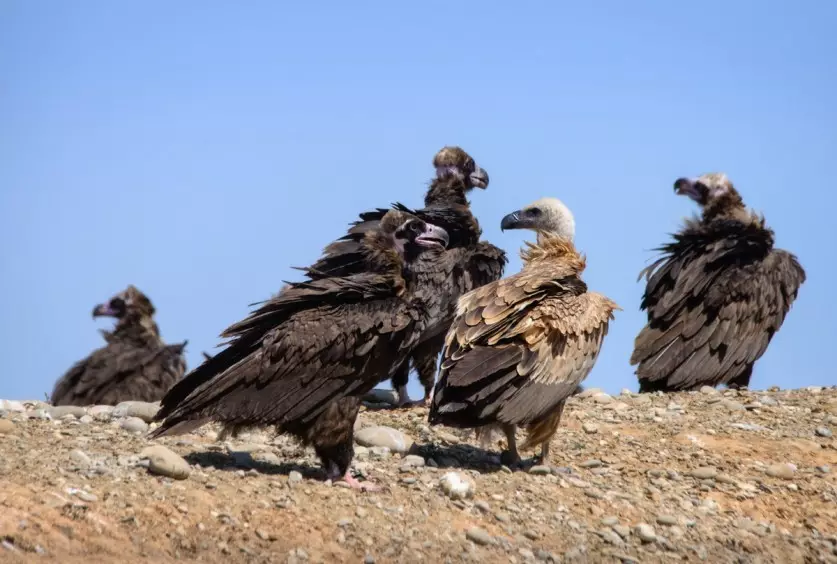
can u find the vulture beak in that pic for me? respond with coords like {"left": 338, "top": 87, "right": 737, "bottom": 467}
{"left": 415, "top": 223, "right": 450, "bottom": 250}
{"left": 469, "top": 166, "right": 489, "bottom": 189}
{"left": 92, "top": 303, "right": 116, "bottom": 318}
{"left": 500, "top": 209, "right": 524, "bottom": 231}
{"left": 674, "top": 177, "right": 705, "bottom": 202}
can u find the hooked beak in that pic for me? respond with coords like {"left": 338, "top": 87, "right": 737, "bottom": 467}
{"left": 92, "top": 303, "right": 116, "bottom": 318}
{"left": 500, "top": 209, "right": 524, "bottom": 231}
{"left": 415, "top": 223, "right": 450, "bottom": 250}
{"left": 673, "top": 177, "right": 706, "bottom": 203}
{"left": 469, "top": 166, "right": 489, "bottom": 189}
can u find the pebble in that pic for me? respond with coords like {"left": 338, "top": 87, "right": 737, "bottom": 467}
{"left": 613, "top": 525, "right": 631, "bottom": 539}
{"left": 817, "top": 465, "right": 831, "bottom": 474}
{"left": 635, "top": 523, "right": 657, "bottom": 543}
{"left": 578, "top": 387, "right": 604, "bottom": 398}
{"left": 69, "top": 449, "right": 92, "bottom": 466}
{"left": 690, "top": 466, "right": 718, "bottom": 480}
{"left": 766, "top": 463, "right": 796, "bottom": 480}
{"left": 439, "top": 472, "right": 474, "bottom": 500}
{"left": 354, "top": 426, "right": 414, "bottom": 454}
{"left": 141, "top": 445, "right": 191, "bottom": 480}
{"left": 400, "top": 454, "right": 426, "bottom": 468}
{"left": 288, "top": 471, "right": 303, "bottom": 485}
{"left": 700, "top": 385, "right": 719, "bottom": 395}
{"left": 0, "top": 420, "right": 14, "bottom": 434}
{"left": 47, "top": 406, "right": 87, "bottom": 419}
{"left": 721, "top": 399, "right": 745, "bottom": 411}
{"left": 465, "top": 527, "right": 493, "bottom": 546}
{"left": 78, "top": 415, "right": 94, "bottom": 424}
{"left": 579, "top": 459, "right": 602, "bottom": 469}
{"left": 598, "top": 529, "right": 624, "bottom": 545}
{"left": 120, "top": 417, "right": 149, "bottom": 434}
{"left": 816, "top": 427, "right": 832, "bottom": 438}
{"left": 362, "top": 389, "right": 399, "bottom": 406}
{"left": 656, "top": 515, "right": 678, "bottom": 526}
{"left": 592, "top": 394, "right": 614, "bottom": 404}
{"left": 528, "top": 465, "right": 551, "bottom": 476}
{"left": 601, "top": 516, "right": 619, "bottom": 526}
{"left": 582, "top": 423, "right": 599, "bottom": 434}
{"left": 89, "top": 405, "right": 114, "bottom": 421}
{"left": 113, "top": 401, "right": 159, "bottom": 422}
{"left": 0, "top": 400, "right": 25, "bottom": 412}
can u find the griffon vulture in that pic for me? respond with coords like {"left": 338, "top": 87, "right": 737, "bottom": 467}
{"left": 429, "top": 198, "right": 619, "bottom": 465}
{"left": 306, "top": 146, "right": 506, "bottom": 406}
{"left": 151, "top": 211, "right": 450, "bottom": 490}
{"left": 51, "top": 285, "right": 187, "bottom": 406}
{"left": 631, "top": 173, "right": 805, "bottom": 392}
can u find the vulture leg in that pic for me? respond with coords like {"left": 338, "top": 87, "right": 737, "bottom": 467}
{"left": 413, "top": 336, "right": 444, "bottom": 404}
{"left": 500, "top": 424, "right": 521, "bottom": 467}
{"left": 390, "top": 360, "right": 413, "bottom": 407}
{"left": 726, "top": 364, "right": 753, "bottom": 390}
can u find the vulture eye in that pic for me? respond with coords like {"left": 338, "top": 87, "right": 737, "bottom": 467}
{"left": 111, "top": 297, "right": 126, "bottom": 309}
{"left": 409, "top": 220, "right": 424, "bottom": 234}
{"left": 526, "top": 207, "right": 543, "bottom": 217}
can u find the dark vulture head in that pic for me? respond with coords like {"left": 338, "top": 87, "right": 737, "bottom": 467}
{"left": 92, "top": 285, "right": 156, "bottom": 320}
{"left": 363, "top": 211, "right": 449, "bottom": 273}
{"left": 433, "top": 146, "right": 489, "bottom": 190}
{"left": 673, "top": 172, "right": 746, "bottom": 220}
{"left": 500, "top": 197, "right": 576, "bottom": 240}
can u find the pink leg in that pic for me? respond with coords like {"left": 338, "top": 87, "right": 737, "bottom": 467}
{"left": 340, "top": 471, "right": 381, "bottom": 492}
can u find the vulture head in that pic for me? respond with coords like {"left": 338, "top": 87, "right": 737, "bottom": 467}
{"left": 673, "top": 172, "right": 747, "bottom": 220}
{"left": 500, "top": 197, "right": 576, "bottom": 240}
{"left": 364, "top": 211, "right": 449, "bottom": 273}
{"left": 433, "top": 146, "right": 489, "bottom": 190}
{"left": 92, "top": 285, "right": 156, "bottom": 320}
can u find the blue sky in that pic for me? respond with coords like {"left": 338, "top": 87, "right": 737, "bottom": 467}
{"left": 1, "top": 1, "right": 834, "bottom": 401}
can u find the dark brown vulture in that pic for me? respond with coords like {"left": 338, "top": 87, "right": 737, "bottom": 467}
{"left": 631, "top": 173, "right": 806, "bottom": 392}
{"left": 306, "top": 146, "right": 506, "bottom": 406}
{"left": 429, "top": 198, "right": 619, "bottom": 465}
{"left": 51, "top": 285, "right": 187, "bottom": 406}
{"left": 151, "top": 211, "right": 450, "bottom": 490}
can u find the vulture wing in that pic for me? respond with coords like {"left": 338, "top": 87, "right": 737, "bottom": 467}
{"left": 305, "top": 209, "right": 391, "bottom": 278}
{"left": 51, "top": 341, "right": 186, "bottom": 406}
{"left": 152, "top": 271, "right": 422, "bottom": 436}
{"left": 430, "top": 263, "right": 616, "bottom": 427}
{"left": 631, "top": 222, "right": 806, "bottom": 390}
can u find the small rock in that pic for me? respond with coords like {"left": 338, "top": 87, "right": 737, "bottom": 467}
{"left": 69, "top": 449, "right": 92, "bottom": 466}
{"left": 816, "top": 427, "right": 832, "bottom": 438}
{"left": 598, "top": 529, "right": 624, "bottom": 545}
{"left": 0, "top": 420, "right": 15, "bottom": 434}
{"left": 613, "top": 525, "right": 631, "bottom": 539}
{"left": 592, "top": 394, "right": 614, "bottom": 404}
{"left": 579, "top": 459, "right": 602, "bottom": 469}
{"left": 582, "top": 423, "right": 599, "bottom": 434}
{"left": 288, "top": 471, "right": 303, "bottom": 485}
{"left": 601, "top": 516, "right": 619, "bottom": 526}
{"left": 120, "top": 417, "right": 149, "bottom": 434}
{"left": 721, "top": 399, "right": 745, "bottom": 411}
{"left": 47, "top": 406, "right": 87, "bottom": 419}
{"left": 362, "top": 389, "right": 399, "bottom": 406}
{"left": 369, "top": 446, "right": 391, "bottom": 459}
{"left": 465, "top": 527, "right": 493, "bottom": 546}
{"left": 439, "top": 472, "right": 474, "bottom": 500}
{"left": 656, "top": 515, "right": 677, "bottom": 526}
{"left": 113, "top": 401, "right": 159, "bottom": 422}
{"left": 690, "top": 467, "right": 718, "bottom": 480}
{"left": 89, "top": 405, "right": 114, "bottom": 421}
{"left": 354, "top": 426, "right": 414, "bottom": 454}
{"left": 0, "top": 400, "right": 25, "bottom": 412}
{"left": 529, "top": 465, "right": 551, "bottom": 476}
{"left": 78, "top": 415, "right": 94, "bottom": 424}
{"left": 141, "top": 445, "right": 191, "bottom": 480}
{"left": 635, "top": 523, "right": 656, "bottom": 543}
{"left": 766, "top": 463, "right": 796, "bottom": 480}
{"left": 817, "top": 465, "right": 831, "bottom": 474}
{"left": 700, "top": 386, "right": 719, "bottom": 395}
{"left": 401, "top": 454, "right": 426, "bottom": 468}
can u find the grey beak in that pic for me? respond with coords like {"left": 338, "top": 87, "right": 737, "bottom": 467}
{"left": 500, "top": 210, "right": 522, "bottom": 231}
{"left": 469, "top": 166, "right": 489, "bottom": 189}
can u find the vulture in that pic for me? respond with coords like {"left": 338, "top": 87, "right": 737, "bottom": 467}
{"left": 151, "top": 211, "right": 450, "bottom": 490}
{"left": 631, "top": 173, "right": 806, "bottom": 392}
{"left": 306, "top": 146, "right": 506, "bottom": 406}
{"left": 51, "top": 285, "right": 187, "bottom": 406}
{"left": 429, "top": 198, "right": 619, "bottom": 465}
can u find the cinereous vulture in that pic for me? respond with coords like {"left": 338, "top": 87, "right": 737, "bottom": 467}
{"left": 306, "top": 146, "right": 505, "bottom": 406}
{"left": 51, "top": 285, "right": 187, "bottom": 406}
{"left": 151, "top": 211, "right": 450, "bottom": 490}
{"left": 631, "top": 173, "right": 806, "bottom": 392}
{"left": 429, "top": 198, "right": 619, "bottom": 465}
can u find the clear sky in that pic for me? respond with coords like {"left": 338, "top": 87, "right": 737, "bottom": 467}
{"left": 1, "top": 1, "right": 834, "bottom": 401}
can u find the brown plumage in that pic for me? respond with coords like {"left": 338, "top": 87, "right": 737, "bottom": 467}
{"left": 632, "top": 173, "right": 806, "bottom": 392}
{"left": 51, "top": 285, "right": 187, "bottom": 407}
{"left": 306, "top": 146, "right": 505, "bottom": 406}
{"left": 151, "top": 211, "right": 450, "bottom": 490}
{"left": 430, "top": 198, "right": 619, "bottom": 465}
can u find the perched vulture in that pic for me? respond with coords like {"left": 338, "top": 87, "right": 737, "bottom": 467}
{"left": 306, "top": 146, "right": 506, "bottom": 406}
{"left": 51, "top": 285, "right": 187, "bottom": 406}
{"left": 631, "top": 173, "right": 806, "bottom": 392}
{"left": 151, "top": 211, "right": 450, "bottom": 490}
{"left": 429, "top": 198, "right": 619, "bottom": 465}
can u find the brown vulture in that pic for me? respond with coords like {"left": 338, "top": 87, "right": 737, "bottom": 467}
{"left": 151, "top": 211, "right": 450, "bottom": 490}
{"left": 631, "top": 173, "right": 806, "bottom": 392}
{"left": 51, "top": 285, "right": 187, "bottom": 406}
{"left": 305, "top": 146, "right": 506, "bottom": 406}
{"left": 429, "top": 198, "right": 619, "bottom": 465}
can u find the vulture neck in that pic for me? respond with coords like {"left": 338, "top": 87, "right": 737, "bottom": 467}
{"left": 424, "top": 176, "right": 471, "bottom": 208}
{"left": 702, "top": 192, "right": 750, "bottom": 224}
{"left": 102, "top": 314, "right": 162, "bottom": 347}
{"left": 522, "top": 232, "right": 586, "bottom": 275}
{"left": 360, "top": 233, "right": 408, "bottom": 295}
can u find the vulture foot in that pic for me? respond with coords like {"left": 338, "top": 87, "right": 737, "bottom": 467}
{"left": 341, "top": 472, "right": 381, "bottom": 492}
{"left": 500, "top": 449, "right": 521, "bottom": 468}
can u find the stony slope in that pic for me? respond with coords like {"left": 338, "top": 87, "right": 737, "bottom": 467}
{"left": 1, "top": 386, "right": 837, "bottom": 563}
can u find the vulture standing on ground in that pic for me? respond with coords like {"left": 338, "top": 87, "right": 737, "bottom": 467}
{"left": 306, "top": 146, "right": 506, "bottom": 406}
{"left": 51, "top": 285, "right": 187, "bottom": 406}
{"left": 151, "top": 211, "right": 450, "bottom": 490}
{"left": 631, "top": 173, "right": 806, "bottom": 392}
{"left": 429, "top": 198, "right": 619, "bottom": 465}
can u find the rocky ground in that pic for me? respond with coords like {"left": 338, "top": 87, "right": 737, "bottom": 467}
{"left": 2, "top": 386, "right": 837, "bottom": 563}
